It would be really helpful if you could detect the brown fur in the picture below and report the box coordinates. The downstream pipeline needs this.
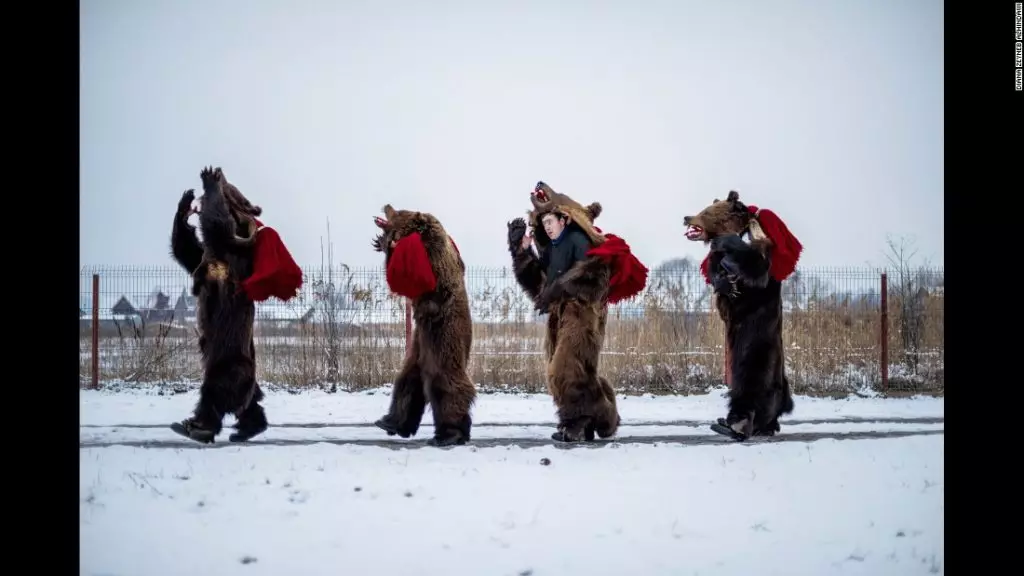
[683,191,756,242]
[507,181,620,442]
[372,205,476,446]
[681,190,794,438]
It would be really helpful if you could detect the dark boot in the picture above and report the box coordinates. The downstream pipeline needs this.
[230,402,268,442]
[428,415,471,447]
[170,416,219,444]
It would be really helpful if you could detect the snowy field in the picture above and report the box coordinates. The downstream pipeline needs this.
[80,386,944,576]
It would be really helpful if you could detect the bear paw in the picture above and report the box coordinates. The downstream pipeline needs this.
[199,166,222,192]
[178,189,196,217]
[725,274,741,298]
[507,218,528,253]
[534,282,563,312]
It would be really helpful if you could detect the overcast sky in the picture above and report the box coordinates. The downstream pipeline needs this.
[80,0,943,271]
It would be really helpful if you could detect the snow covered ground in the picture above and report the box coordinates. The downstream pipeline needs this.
[80,387,944,576]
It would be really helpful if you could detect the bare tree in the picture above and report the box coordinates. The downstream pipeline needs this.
[308,218,358,386]
[883,235,928,372]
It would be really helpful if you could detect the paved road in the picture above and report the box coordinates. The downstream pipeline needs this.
[78,416,944,430]
[79,425,943,451]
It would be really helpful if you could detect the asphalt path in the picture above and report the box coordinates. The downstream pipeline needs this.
[79,418,943,450]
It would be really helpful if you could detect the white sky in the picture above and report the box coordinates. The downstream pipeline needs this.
[80,0,943,270]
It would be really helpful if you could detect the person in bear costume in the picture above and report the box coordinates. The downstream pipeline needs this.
[371,204,476,447]
[169,166,302,444]
[507,181,648,442]
[682,190,803,441]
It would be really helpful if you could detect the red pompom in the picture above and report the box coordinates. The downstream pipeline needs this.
[752,207,802,282]
[386,232,437,299]
[242,219,304,302]
[586,234,649,304]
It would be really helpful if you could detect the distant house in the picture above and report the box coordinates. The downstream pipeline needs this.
[80,295,142,334]
[172,289,198,325]
[111,296,140,319]
[139,290,176,323]
[257,301,317,329]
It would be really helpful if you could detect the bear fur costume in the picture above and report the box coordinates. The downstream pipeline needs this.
[506,181,649,442]
[169,166,279,444]
[371,204,476,447]
[682,190,802,440]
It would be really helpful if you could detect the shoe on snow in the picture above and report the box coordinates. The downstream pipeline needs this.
[374,416,399,436]
[710,417,753,442]
[170,420,216,444]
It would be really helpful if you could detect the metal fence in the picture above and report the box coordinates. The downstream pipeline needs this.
[79,263,944,396]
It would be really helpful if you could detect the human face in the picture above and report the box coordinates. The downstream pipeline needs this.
[541,212,565,240]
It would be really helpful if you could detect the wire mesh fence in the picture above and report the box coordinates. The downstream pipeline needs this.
[79,263,944,396]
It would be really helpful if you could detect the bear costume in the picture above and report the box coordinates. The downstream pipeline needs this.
[507,181,648,442]
[682,190,803,440]
[371,204,476,447]
[169,166,302,444]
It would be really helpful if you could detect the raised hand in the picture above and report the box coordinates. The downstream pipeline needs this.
[177,189,196,218]
[199,166,221,193]
[507,218,529,255]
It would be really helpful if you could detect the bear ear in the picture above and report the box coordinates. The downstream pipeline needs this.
[382,204,397,220]
[586,202,603,220]
[727,190,740,202]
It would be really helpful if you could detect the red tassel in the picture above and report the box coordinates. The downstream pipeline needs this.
[242,219,304,302]
[386,232,437,299]
[750,206,802,282]
[586,234,649,304]
[700,255,711,285]
[697,206,802,285]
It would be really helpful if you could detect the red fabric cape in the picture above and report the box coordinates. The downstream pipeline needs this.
[242,218,304,302]
[698,206,803,285]
[386,232,436,299]
[587,228,649,304]
[384,232,459,300]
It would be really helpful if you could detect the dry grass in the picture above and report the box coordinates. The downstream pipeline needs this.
[79,264,944,397]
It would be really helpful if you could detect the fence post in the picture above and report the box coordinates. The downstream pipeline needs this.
[723,339,732,388]
[880,272,888,393]
[91,273,100,390]
[404,298,413,359]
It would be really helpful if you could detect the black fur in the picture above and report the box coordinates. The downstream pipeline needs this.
[507,218,547,301]
[708,233,794,436]
[168,166,266,443]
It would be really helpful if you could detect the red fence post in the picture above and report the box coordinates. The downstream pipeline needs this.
[404,298,413,359]
[91,273,100,390]
[723,338,732,388]
[880,272,889,393]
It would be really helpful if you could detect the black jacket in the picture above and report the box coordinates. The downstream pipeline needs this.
[539,226,592,284]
